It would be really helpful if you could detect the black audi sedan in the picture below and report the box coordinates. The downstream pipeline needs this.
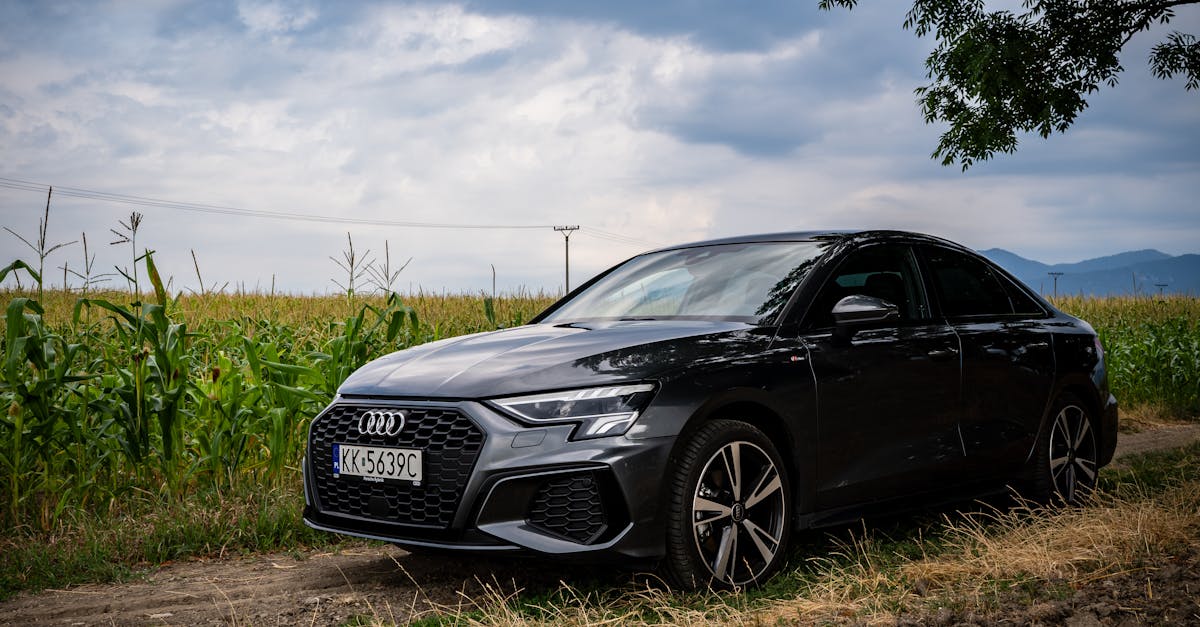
[303,230,1118,587]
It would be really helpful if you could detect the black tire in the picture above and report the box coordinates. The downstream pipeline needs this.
[663,419,792,589]
[1025,394,1099,505]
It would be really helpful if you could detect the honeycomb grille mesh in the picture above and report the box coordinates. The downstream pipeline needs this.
[308,404,484,528]
[527,472,608,544]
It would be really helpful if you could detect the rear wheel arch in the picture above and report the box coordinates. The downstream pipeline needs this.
[1033,378,1105,461]
[1022,388,1101,504]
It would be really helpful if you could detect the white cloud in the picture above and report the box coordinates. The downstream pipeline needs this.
[0,2,1196,295]
[237,0,317,36]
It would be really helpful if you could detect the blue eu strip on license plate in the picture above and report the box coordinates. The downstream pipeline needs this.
[332,443,423,483]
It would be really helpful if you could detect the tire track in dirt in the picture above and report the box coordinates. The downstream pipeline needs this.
[0,544,621,625]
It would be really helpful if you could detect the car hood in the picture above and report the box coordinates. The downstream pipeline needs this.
[337,319,765,398]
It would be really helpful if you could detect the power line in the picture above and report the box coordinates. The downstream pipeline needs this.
[581,227,659,247]
[0,176,662,251]
[0,176,551,230]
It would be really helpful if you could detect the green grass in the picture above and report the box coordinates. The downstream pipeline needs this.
[0,483,346,599]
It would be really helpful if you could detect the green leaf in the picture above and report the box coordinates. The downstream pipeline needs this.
[144,250,167,308]
[0,260,40,286]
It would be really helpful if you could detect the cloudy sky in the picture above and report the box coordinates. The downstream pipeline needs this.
[1,1,1197,295]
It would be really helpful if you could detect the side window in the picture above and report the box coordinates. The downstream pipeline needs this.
[922,247,1022,317]
[1003,278,1046,316]
[806,244,927,328]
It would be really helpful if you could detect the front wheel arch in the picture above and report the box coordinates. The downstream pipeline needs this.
[667,398,806,512]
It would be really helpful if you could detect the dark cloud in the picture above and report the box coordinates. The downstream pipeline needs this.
[464,0,819,51]
[154,1,243,38]
[637,84,820,157]
[540,2,934,157]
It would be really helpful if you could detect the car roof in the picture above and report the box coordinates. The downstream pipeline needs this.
[645,229,965,254]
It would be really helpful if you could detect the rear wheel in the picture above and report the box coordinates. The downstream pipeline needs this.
[1027,394,1098,505]
[664,420,791,588]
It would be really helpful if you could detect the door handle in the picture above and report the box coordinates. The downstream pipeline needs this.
[927,348,958,361]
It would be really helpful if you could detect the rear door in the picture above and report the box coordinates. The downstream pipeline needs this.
[797,243,964,509]
[918,245,1055,477]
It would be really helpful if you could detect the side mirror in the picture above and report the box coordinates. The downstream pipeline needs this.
[832,294,900,326]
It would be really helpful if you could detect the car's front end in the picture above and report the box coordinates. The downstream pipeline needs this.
[300,316,780,561]
[302,392,677,559]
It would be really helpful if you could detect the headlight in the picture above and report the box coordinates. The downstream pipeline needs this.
[490,383,656,440]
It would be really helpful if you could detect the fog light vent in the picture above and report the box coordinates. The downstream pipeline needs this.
[527,472,608,544]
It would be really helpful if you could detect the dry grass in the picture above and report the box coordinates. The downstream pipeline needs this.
[778,483,1198,624]
[405,477,1200,626]
[902,485,1197,588]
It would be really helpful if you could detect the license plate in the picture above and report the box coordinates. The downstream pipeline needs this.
[332,443,422,483]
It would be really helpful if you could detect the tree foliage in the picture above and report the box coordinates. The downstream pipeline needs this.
[821,0,1200,169]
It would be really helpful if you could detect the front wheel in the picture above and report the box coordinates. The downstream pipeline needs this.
[664,419,791,588]
[1026,395,1099,505]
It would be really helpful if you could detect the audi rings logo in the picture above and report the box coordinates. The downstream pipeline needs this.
[357,409,406,437]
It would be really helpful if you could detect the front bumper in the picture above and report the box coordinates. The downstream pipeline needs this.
[302,397,675,561]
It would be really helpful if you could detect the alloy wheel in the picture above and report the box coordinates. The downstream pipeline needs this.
[1048,404,1098,503]
[690,440,786,586]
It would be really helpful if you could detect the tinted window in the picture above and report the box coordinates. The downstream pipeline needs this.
[923,247,1026,317]
[806,244,927,328]
[1003,277,1046,316]
[541,242,829,324]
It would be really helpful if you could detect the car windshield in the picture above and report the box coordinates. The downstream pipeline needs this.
[542,241,828,324]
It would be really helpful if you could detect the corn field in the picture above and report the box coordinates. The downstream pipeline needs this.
[0,259,1196,533]
[1053,295,1200,413]
[0,254,554,530]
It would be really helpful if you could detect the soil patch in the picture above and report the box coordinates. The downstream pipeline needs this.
[0,545,621,625]
[899,549,1200,626]
[1111,423,1200,465]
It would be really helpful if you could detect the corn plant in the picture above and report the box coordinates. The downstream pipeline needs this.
[76,251,192,482]
[190,350,259,489]
[0,297,93,526]
[3,189,75,301]
[306,293,416,398]
[242,328,324,483]
[329,232,374,302]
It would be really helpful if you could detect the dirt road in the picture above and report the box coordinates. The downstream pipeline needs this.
[3,424,1198,626]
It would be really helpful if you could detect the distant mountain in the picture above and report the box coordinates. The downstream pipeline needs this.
[1053,249,1173,275]
[978,248,1049,280]
[979,248,1199,297]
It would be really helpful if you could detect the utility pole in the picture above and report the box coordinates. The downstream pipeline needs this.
[553,225,579,294]
[1155,283,1168,299]
[1047,272,1064,299]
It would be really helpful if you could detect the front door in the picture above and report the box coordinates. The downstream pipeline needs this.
[798,243,964,509]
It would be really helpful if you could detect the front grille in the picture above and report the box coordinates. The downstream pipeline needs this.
[308,404,485,529]
[527,472,608,544]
